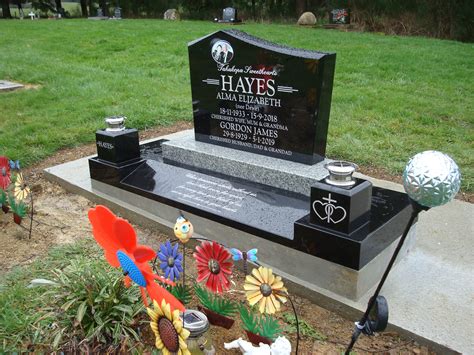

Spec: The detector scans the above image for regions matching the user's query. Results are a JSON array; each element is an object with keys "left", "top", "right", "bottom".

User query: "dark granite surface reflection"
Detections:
[{"left": 121, "top": 159, "right": 309, "bottom": 242}]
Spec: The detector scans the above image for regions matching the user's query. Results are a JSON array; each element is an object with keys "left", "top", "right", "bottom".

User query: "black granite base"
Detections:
[
  {"left": 88, "top": 157, "right": 144, "bottom": 186},
  {"left": 295, "top": 188, "right": 413, "bottom": 270},
  {"left": 89, "top": 140, "right": 412, "bottom": 270}
]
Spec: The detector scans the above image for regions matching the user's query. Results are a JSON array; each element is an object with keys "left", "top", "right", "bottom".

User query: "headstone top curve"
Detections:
[{"left": 188, "top": 29, "right": 335, "bottom": 60}]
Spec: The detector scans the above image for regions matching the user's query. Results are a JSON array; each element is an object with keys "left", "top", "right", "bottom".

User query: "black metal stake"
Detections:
[
  {"left": 28, "top": 192, "right": 34, "bottom": 239},
  {"left": 182, "top": 243, "right": 186, "bottom": 287},
  {"left": 345, "top": 201, "right": 428, "bottom": 354},
  {"left": 286, "top": 293, "right": 300, "bottom": 354}
]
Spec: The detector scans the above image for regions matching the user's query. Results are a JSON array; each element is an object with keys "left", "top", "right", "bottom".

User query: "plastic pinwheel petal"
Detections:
[
  {"left": 88, "top": 206, "right": 122, "bottom": 258},
  {"left": 134, "top": 245, "right": 156, "bottom": 263},
  {"left": 113, "top": 218, "right": 138, "bottom": 253},
  {"left": 88, "top": 205, "right": 185, "bottom": 312}
]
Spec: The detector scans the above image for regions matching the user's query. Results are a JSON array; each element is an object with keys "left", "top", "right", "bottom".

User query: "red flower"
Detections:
[
  {"left": 193, "top": 241, "right": 233, "bottom": 293},
  {"left": 88, "top": 205, "right": 185, "bottom": 312},
  {"left": 0, "top": 157, "right": 11, "bottom": 190}
]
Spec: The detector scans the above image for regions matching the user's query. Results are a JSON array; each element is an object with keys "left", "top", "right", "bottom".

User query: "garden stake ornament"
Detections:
[
  {"left": 345, "top": 151, "right": 461, "bottom": 354},
  {"left": 157, "top": 240, "right": 184, "bottom": 282},
  {"left": 0, "top": 157, "right": 34, "bottom": 238},
  {"left": 244, "top": 265, "right": 300, "bottom": 353},
  {"left": 147, "top": 299, "right": 191, "bottom": 355},
  {"left": 193, "top": 240, "right": 233, "bottom": 293},
  {"left": 230, "top": 248, "right": 258, "bottom": 275},
  {"left": 174, "top": 212, "right": 194, "bottom": 288},
  {"left": 88, "top": 205, "right": 185, "bottom": 312}
]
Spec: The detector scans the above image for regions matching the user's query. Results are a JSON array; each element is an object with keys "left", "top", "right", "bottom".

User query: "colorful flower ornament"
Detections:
[
  {"left": 193, "top": 240, "right": 233, "bottom": 293},
  {"left": 174, "top": 215, "right": 194, "bottom": 243},
  {"left": 158, "top": 240, "right": 183, "bottom": 282},
  {"left": 88, "top": 205, "right": 185, "bottom": 312},
  {"left": 244, "top": 266, "right": 287, "bottom": 314},
  {"left": 14, "top": 173, "right": 30, "bottom": 201},
  {"left": 147, "top": 299, "right": 191, "bottom": 355},
  {"left": 0, "top": 156, "right": 11, "bottom": 190}
]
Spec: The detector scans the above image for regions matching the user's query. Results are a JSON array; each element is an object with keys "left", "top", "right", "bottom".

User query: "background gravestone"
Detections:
[{"left": 188, "top": 30, "right": 336, "bottom": 165}]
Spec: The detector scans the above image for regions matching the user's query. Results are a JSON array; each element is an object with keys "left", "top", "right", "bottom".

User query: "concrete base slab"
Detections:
[{"left": 44, "top": 136, "right": 474, "bottom": 354}]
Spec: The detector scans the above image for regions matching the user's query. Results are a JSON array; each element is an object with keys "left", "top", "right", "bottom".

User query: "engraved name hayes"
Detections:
[{"left": 217, "top": 75, "right": 281, "bottom": 108}]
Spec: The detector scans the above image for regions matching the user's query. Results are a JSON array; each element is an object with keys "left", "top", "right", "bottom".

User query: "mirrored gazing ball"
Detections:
[{"left": 403, "top": 150, "right": 461, "bottom": 207}]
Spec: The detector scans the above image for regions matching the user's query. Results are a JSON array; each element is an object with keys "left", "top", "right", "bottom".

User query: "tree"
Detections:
[
  {"left": 54, "top": 0, "right": 61, "bottom": 13},
  {"left": 98, "top": 0, "right": 108, "bottom": 16},
  {"left": 80, "top": 0, "right": 87, "bottom": 17},
  {"left": 1, "top": 0, "right": 12, "bottom": 18}
]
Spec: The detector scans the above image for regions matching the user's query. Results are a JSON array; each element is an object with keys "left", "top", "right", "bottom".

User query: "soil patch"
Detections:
[{"left": 1, "top": 121, "right": 436, "bottom": 353}]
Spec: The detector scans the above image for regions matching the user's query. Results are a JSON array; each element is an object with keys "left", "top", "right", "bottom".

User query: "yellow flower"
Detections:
[
  {"left": 244, "top": 266, "right": 287, "bottom": 314},
  {"left": 14, "top": 173, "right": 30, "bottom": 201},
  {"left": 147, "top": 299, "right": 191, "bottom": 355}
]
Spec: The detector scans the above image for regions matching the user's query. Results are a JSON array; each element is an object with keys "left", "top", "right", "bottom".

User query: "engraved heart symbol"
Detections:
[{"left": 312, "top": 200, "right": 347, "bottom": 224}]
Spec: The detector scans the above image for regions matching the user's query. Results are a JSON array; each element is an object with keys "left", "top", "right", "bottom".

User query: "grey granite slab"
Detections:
[{"left": 162, "top": 129, "right": 331, "bottom": 195}]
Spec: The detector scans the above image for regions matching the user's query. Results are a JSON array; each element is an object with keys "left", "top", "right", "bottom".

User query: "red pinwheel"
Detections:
[
  {"left": 88, "top": 205, "right": 185, "bottom": 312},
  {"left": 193, "top": 240, "right": 233, "bottom": 293},
  {"left": 0, "top": 156, "right": 11, "bottom": 190}
]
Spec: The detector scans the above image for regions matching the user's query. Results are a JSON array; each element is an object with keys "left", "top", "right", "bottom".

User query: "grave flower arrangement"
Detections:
[
  {"left": 0, "top": 157, "right": 34, "bottom": 236},
  {"left": 87, "top": 206, "right": 297, "bottom": 353}
]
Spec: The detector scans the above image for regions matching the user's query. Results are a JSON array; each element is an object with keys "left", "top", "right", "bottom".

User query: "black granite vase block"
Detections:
[
  {"left": 310, "top": 178, "right": 372, "bottom": 235},
  {"left": 95, "top": 128, "right": 140, "bottom": 164},
  {"left": 295, "top": 187, "right": 413, "bottom": 270}
]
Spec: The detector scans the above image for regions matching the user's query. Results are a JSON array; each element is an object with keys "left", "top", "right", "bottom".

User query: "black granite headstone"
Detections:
[{"left": 188, "top": 30, "right": 336, "bottom": 164}]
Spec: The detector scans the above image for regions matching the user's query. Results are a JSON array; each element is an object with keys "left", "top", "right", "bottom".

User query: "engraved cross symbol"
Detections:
[
  {"left": 322, "top": 193, "right": 337, "bottom": 205},
  {"left": 312, "top": 193, "right": 347, "bottom": 224}
]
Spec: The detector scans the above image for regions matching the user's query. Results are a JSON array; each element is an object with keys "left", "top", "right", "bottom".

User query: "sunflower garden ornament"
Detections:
[
  {"left": 244, "top": 266, "right": 287, "bottom": 314},
  {"left": 14, "top": 173, "right": 30, "bottom": 201},
  {"left": 147, "top": 299, "right": 191, "bottom": 355}
]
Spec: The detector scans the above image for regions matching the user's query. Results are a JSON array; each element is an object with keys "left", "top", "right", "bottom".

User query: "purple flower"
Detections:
[{"left": 158, "top": 240, "right": 183, "bottom": 282}]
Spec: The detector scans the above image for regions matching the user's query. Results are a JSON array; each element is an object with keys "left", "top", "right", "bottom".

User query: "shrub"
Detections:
[
  {"left": 46, "top": 256, "right": 144, "bottom": 351},
  {"left": 0, "top": 241, "right": 145, "bottom": 352}
]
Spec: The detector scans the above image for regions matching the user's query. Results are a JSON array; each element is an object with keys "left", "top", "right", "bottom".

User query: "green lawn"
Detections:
[{"left": 0, "top": 20, "right": 472, "bottom": 191}]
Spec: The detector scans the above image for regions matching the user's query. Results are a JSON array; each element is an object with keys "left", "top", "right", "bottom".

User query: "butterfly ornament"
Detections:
[{"left": 230, "top": 248, "right": 258, "bottom": 275}]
